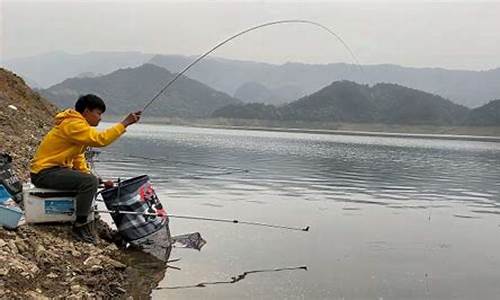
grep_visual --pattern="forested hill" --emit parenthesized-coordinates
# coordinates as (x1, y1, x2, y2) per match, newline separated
(212, 81, 494, 126)
(465, 100, 500, 126)
(40, 64, 241, 117)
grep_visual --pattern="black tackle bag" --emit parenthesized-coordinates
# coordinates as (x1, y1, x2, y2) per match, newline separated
(0, 153, 23, 203)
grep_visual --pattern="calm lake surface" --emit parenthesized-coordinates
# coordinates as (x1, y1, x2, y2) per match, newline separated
(98, 123, 500, 299)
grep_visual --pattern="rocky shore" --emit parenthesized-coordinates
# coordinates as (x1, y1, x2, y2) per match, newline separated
(0, 222, 149, 299)
(0, 68, 165, 299)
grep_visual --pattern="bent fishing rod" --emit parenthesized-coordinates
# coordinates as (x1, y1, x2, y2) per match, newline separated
(93, 209, 309, 232)
(142, 19, 362, 112)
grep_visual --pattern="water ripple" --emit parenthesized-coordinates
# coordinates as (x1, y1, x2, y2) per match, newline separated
(98, 124, 500, 217)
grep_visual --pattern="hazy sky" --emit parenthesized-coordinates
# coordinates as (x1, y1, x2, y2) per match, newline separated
(1, 0, 499, 70)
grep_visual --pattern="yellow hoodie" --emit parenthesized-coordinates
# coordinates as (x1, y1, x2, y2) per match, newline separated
(30, 109, 126, 174)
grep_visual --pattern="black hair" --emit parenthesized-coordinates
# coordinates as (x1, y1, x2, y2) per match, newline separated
(74, 94, 106, 113)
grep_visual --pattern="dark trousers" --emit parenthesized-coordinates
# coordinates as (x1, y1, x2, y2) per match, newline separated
(30, 168, 98, 218)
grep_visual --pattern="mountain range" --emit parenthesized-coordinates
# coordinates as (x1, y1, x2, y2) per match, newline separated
(213, 81, 499, 126)
(36, 61, 500, 126)
(3, 51, 500, 108)
(149, 55, 500, 108)
(39, 64, 240, 117)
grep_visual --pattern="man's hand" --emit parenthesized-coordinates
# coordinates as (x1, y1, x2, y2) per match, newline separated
(103, 180, 114, 189)
(121, 111, 142, 127)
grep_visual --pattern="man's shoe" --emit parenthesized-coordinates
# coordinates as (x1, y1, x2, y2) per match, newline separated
(72, 221, 97, 244)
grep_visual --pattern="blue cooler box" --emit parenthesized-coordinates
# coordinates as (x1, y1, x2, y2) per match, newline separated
(0, 185, 11, 203)
(0, 205, 23, 229)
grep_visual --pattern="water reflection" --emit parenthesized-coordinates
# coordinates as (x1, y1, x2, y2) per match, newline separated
(155, 266, 307, 290)
(121, 247, 169, 298)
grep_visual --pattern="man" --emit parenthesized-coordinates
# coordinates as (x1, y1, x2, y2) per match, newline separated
(30, 94, 141, 243)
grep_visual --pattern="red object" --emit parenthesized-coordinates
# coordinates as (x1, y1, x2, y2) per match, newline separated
(103, 180, 114, 189)
(139, 182, 167, 219)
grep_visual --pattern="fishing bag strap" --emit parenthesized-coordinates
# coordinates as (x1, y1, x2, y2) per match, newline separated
(0, 153, 23, 203)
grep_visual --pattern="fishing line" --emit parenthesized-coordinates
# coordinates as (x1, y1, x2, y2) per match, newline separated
(142, 19, 363, 112)
(99, 150, 247, 171)
(96, 158, 249, 177)
(94, 150, 250, 179)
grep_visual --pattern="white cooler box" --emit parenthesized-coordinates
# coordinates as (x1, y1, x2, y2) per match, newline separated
(24, 185, 78, 223)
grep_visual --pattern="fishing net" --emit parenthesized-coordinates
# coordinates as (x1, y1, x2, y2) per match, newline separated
(172, 232, 207, 250)
(129, 225, 172, 261)
(100, 175, 168, 242)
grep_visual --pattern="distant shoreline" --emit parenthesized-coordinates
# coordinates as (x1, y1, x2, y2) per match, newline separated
(104, 116, 500, 143)
(180, 124, 500, 143)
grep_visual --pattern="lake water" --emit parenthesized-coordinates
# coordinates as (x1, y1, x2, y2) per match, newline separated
(97, 123, 500, 299)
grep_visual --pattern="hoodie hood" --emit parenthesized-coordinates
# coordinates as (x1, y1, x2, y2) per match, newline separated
(54, 109, 86, 125)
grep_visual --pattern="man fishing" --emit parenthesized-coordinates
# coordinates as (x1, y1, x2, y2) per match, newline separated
(30, 94, 141, 244)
